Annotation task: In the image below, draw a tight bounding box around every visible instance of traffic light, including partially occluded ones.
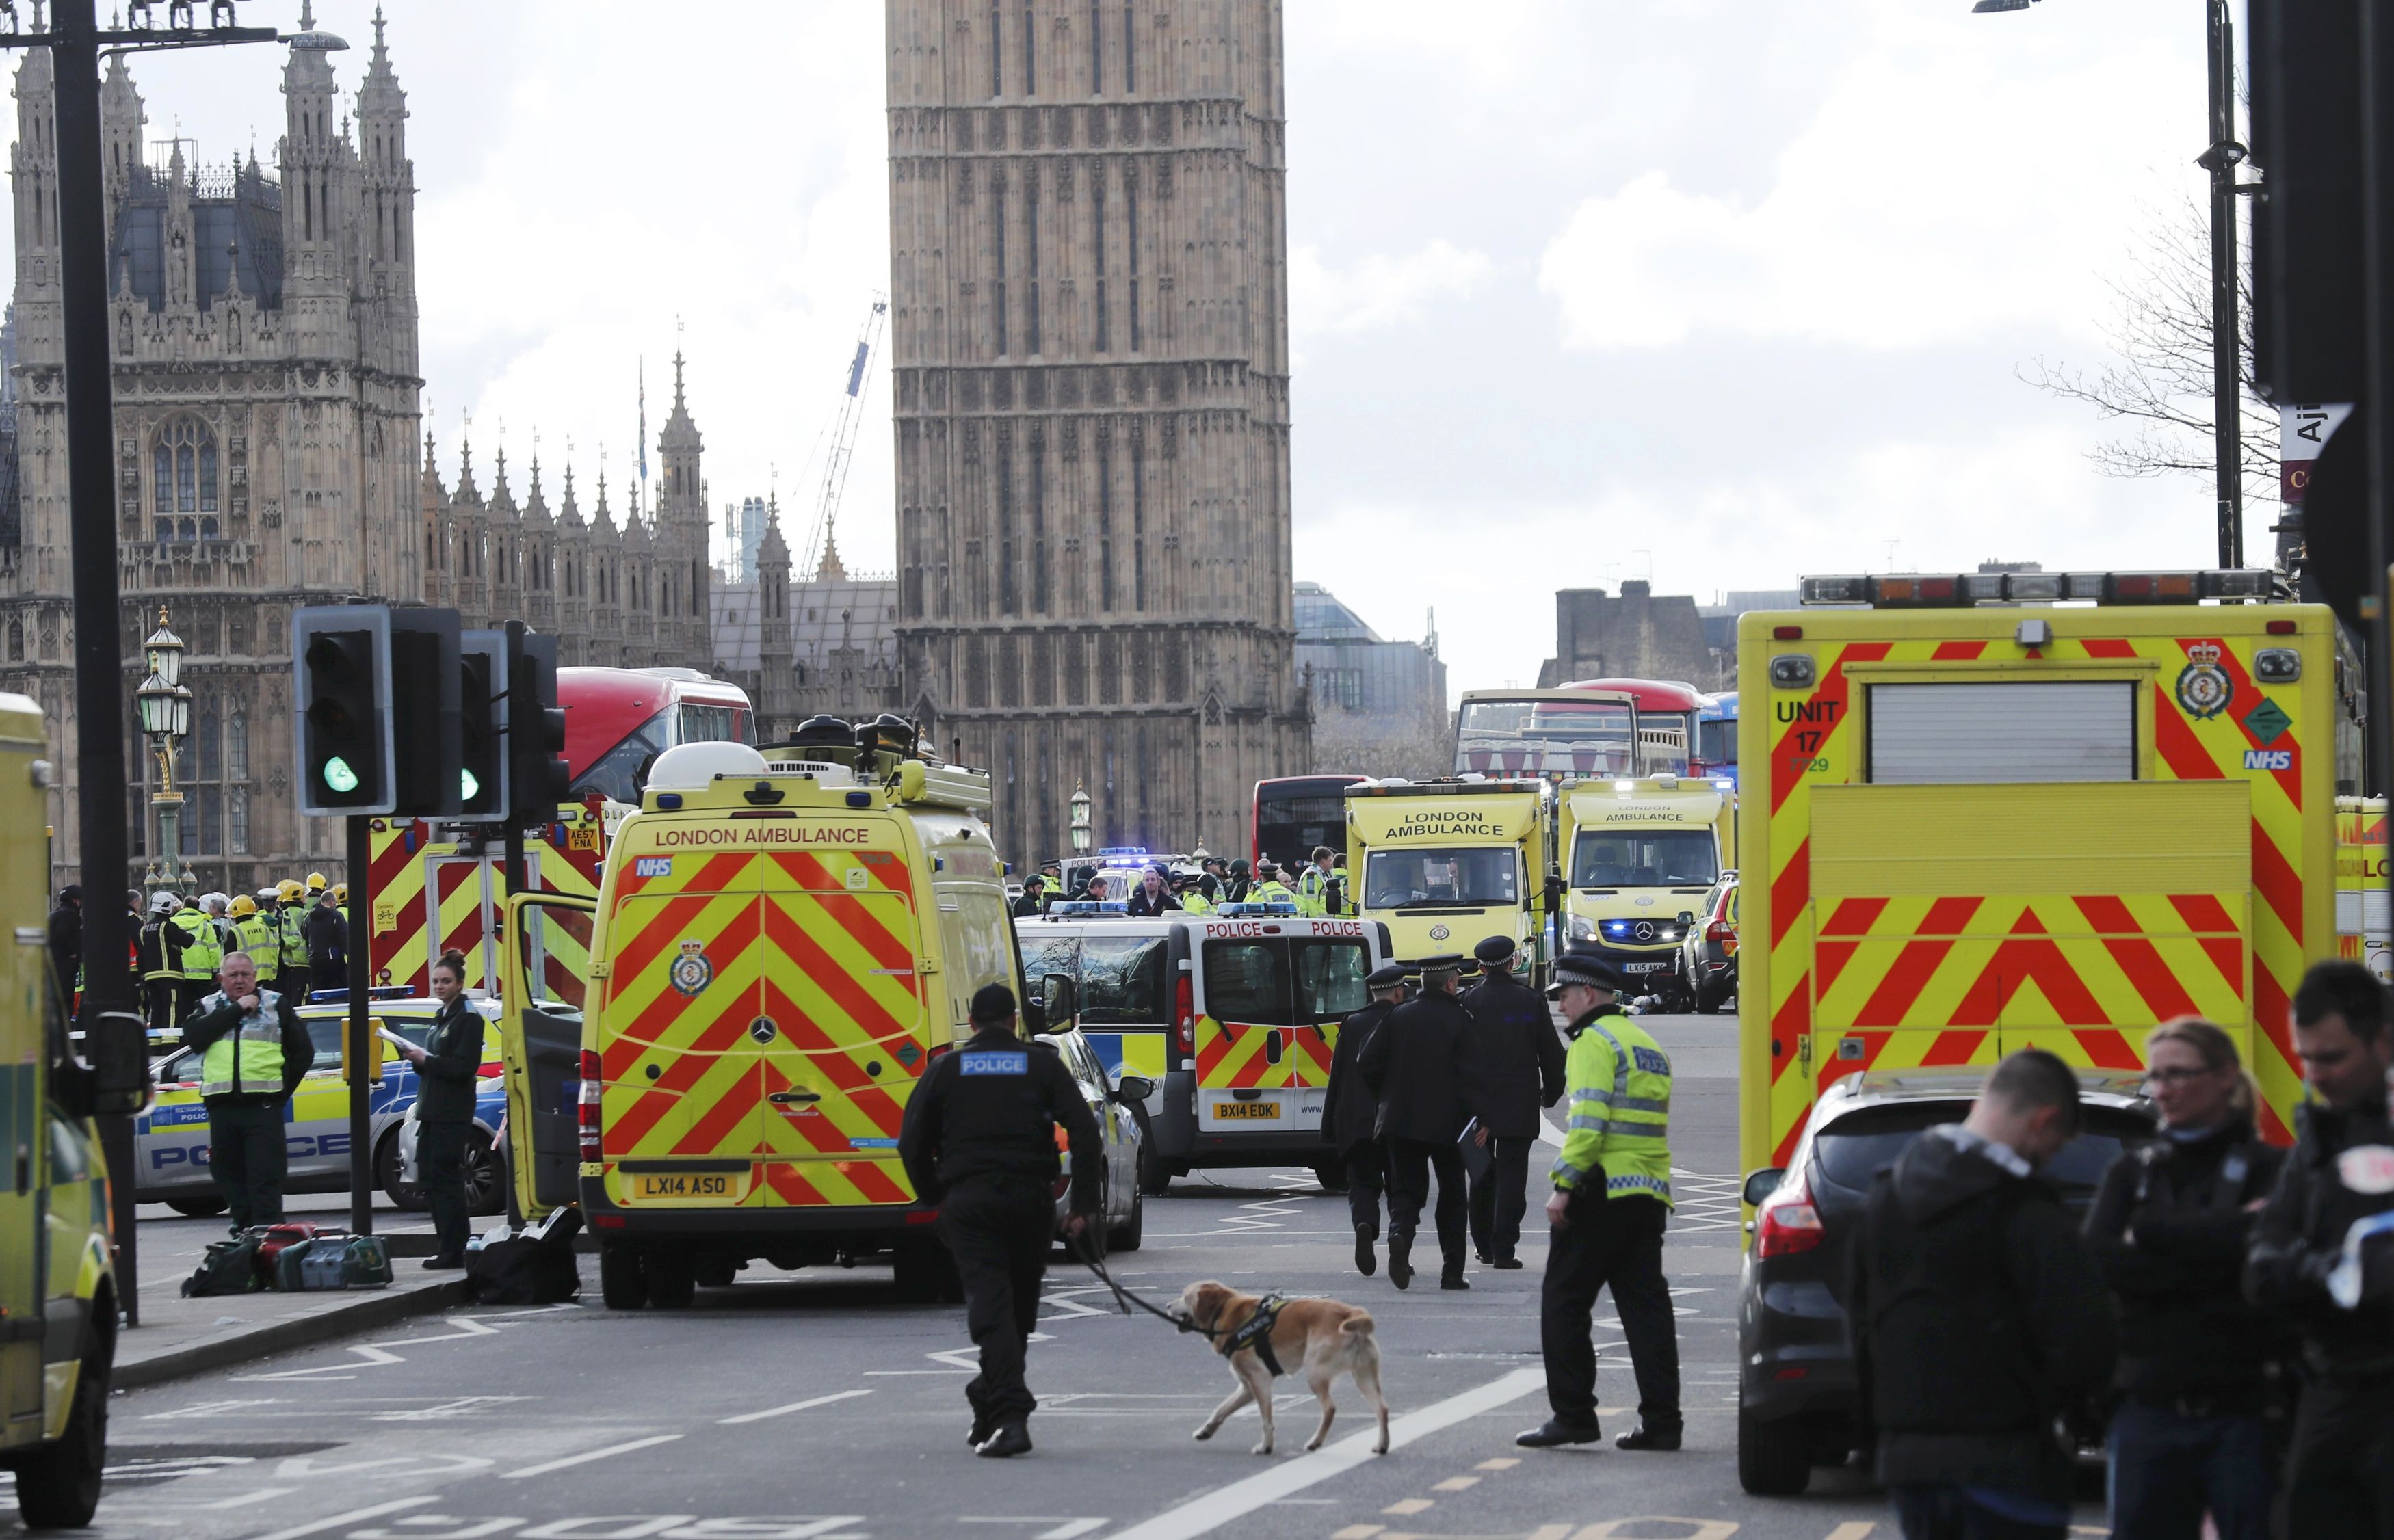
[456,629,507,822]
[387,608,462,819]
[2249,0,2366,404]
[505,624,570,827]
[293,605,393,815]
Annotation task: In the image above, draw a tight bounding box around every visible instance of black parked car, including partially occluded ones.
[1680,872,1738,1014]
[1735,1070,2153,1495]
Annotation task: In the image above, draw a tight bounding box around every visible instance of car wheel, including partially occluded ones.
[1132,1108,1172,1195]
[375,1129,428,1212]
[1737,1397,1815,1496]
[12,1336,109,1528]
[1692,977,1724,1015]
[462,1128,506,1217]
[597,1240,647,1310]
[165,1195,228,1219]
[644,1248,696,1309]
[1107,1187,1144,1253]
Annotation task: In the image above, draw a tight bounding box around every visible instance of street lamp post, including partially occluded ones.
[1069,783,1093,856]
[134,609,191,898]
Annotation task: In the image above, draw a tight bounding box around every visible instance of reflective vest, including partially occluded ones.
[199,989,289,1098]
[232,914,280,981]
[1179,891,1215,914]
[1295,866,1328,916]
[1550,1007,1672,1206]
[170,910,222,982]
[278,907,309,972]
[1248,879,1298,908]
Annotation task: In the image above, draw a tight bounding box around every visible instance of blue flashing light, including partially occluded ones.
[1215,901,1299,916]
[655,793,684,810]
[1051,900,1131,914]
[1097,846,1150,857]
[306,985,417,1005]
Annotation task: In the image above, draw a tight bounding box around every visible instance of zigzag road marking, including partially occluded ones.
[232,1314,502,1381]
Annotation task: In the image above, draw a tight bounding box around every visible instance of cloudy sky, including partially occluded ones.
[3,1,2226,699]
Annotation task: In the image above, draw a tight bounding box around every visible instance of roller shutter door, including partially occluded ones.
[1867,681,2135,784]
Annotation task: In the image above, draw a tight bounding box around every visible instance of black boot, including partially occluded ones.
[1516,1418,1603,1448]
[975,1421,1033,1458]
[1439,1269,1470,1290]
[1353,1224,1377,1277]
[966,1409,995,1447]
[1387,1235,1413,1290]
[1614,1423,1682,1452]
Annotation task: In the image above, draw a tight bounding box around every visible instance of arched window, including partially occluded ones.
[225,706,248,782]
[153,418,218,518]
[4,621,18,662]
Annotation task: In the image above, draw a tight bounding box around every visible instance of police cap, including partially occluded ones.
[969,982,1018,1026]
[1365,964,1409,991]
[1472,935,1516,966]
[1415,953,1466,978]
[1547,948,1626,998]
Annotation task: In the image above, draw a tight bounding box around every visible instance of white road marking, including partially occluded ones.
[956,1520,1109,1539]
[717,1388,876,1424]
[499,1434,685,1480]
[140,1397,282,1420]
[248,1495,439,1540]
[144,1487,298,1510]
[371,1395,530,1421]
[235,1315,502,1381]
[1102,1366,1547,1540]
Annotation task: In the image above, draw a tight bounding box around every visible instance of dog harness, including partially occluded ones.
[1218,1293,1288,1377]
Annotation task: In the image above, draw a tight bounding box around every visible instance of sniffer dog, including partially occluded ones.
[1176,1279,1390,1456]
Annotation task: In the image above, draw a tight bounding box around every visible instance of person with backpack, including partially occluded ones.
[180,951,312,1230]
[1846,1048,2117,1540]
[2085,1018,2288,1540]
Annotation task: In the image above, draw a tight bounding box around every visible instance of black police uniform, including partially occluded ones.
[2245,1085,2394,1536]
[1460,940,1566,1268]
[413,993,488,1265]
[899,1002,1103,1451]
[1319,965,1406,1273]
[1358,959,1472,1288]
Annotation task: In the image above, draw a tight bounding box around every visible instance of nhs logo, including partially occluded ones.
[633,856,672,878]
[2243,749,2293,771]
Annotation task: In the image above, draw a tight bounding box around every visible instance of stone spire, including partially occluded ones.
[453,430,480,505]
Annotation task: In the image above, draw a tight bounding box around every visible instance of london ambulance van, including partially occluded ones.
[1345,777,1553,984]
[507,717,1058,1309]
[2337,795,2389,983]
[1558,775,1731,1011]
[1015,904,1390,1191]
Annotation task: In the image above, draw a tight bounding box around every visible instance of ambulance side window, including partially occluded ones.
[1203,941,1292,1026]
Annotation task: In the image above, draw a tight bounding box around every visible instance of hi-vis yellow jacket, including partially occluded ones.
[1551,1005,1672,1206]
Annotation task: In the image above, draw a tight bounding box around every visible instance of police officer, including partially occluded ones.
[1173,866,1214,914]
[400,950,486,1269]
[1462,935,1566,1271]
[139,892,181,1046]
[898,983,1103,1459]
[1248,859,1299,908]
[169,894,224,1024]
[275,880,312,1000]
[1360,954,1473,1290]
[2246,959,2394,1535]
[1295,847,1334,916]
[1011,874,1050,918]
[180,951,311,1230]
[228,895,279,990]
[1321,964,1407,1276]
[1519,948,1682,1451]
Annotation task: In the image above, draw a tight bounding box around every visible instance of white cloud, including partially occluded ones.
[1291,239,1495,341]
[1536,6,2196,351]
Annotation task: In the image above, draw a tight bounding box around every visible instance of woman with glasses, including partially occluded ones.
[2083,1018,2292,1540]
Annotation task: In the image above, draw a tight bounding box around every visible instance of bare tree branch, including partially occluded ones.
[2021,192,2278,505]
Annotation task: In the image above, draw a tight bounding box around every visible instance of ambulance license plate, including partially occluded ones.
[568,827,601,852]
[632,1173,733,1201]
[1212,1101,1280,1121]
[1623,961,1669,973]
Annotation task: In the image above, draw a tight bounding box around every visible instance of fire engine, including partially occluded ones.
[1739,568,2357,1181]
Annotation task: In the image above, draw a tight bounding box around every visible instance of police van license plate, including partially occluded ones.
[632,1173,733,1201]
[1211,1101,1281,1121]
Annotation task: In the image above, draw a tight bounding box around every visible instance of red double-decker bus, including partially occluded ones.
[1251,774,1365,871]
[561,666,756,805]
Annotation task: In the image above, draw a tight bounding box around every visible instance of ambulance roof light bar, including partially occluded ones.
[1797,569,2274,608]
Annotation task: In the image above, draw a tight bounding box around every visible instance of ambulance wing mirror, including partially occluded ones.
[1037,973,1078,1033]
[1741,1167,1787,1207]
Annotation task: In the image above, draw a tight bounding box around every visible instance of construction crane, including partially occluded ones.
[801,295,889,580]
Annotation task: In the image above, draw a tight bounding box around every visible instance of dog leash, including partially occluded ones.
[1067,1229,1224,1340]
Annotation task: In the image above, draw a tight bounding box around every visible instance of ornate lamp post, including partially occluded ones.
[135,607,192,899]
[1068,782,1092,855]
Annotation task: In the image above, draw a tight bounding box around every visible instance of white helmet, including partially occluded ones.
[148,892,179,915]
[202,892,230,914]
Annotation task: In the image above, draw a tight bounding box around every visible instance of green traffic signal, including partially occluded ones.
[322,756,360,793]
[461,767,480,802]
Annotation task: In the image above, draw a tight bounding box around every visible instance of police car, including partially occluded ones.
[136,992,505,1217]
[392,1067,516,1220]
[1044,1020,1149,1250]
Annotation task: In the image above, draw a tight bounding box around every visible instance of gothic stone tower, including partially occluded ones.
[886,0,1310,868]
[0,11,423,894]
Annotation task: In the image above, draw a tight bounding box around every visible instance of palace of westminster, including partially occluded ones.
[0,3,1369,894]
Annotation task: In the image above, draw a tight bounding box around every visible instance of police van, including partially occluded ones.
[497,716,1114,1308]
[1017,904,1391,1191]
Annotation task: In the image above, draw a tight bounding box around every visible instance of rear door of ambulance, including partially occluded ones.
[594,817,930,1212]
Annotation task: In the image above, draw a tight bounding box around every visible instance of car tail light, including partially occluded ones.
[1753,1176,1825,1258]
[1174,975,1196,1055]
[1706,920,1733,943]
[578,1048,603,1160]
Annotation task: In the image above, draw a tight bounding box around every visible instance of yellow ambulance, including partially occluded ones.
[501,716,1057,1307]
[1558,774,1732,1010]
[1345,777,1553,980]
[2337,795,2389,983]
[1739,569,2352,1182]
[0,693,135,1528]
